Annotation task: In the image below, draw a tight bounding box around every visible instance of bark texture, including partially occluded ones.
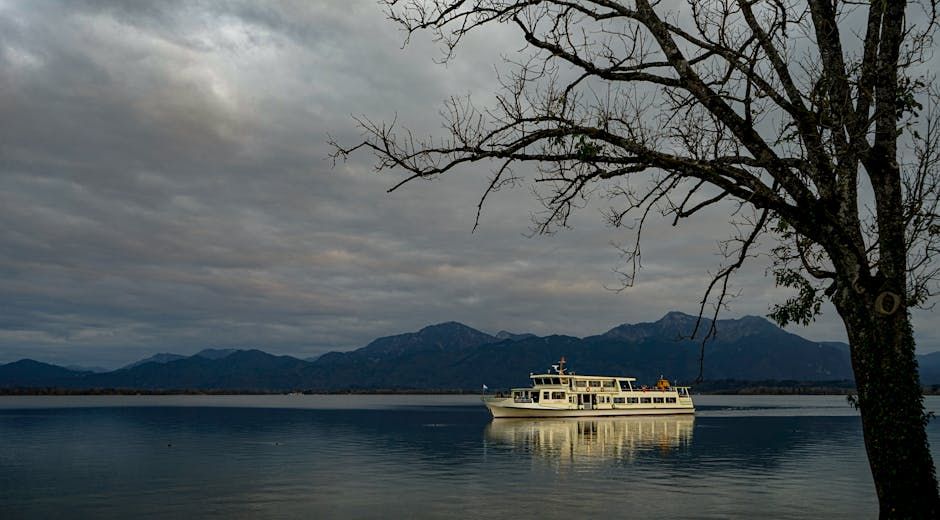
[835,298,938,518]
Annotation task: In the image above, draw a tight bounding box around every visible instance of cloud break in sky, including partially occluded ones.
[1,0,937,367]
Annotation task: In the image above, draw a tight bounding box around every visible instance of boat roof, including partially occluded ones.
[531,373,636,382]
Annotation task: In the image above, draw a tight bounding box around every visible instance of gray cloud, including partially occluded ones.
[1,1,937,367]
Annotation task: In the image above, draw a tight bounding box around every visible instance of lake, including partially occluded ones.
[2,395,938,519]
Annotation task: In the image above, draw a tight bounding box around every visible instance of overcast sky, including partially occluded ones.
[2,0,938,367]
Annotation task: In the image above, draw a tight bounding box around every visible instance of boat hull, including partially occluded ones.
[483,397,694,418]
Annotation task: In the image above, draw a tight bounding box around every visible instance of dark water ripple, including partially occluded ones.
[1,395,938,519]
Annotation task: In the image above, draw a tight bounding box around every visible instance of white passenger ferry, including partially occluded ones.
[482,358,694,418]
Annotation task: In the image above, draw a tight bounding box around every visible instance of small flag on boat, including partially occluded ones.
[482,384,488,391]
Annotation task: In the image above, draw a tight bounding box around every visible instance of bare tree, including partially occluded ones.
[332,1,940,516]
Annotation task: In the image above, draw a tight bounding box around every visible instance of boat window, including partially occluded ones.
[640,397,652,403]
[551,392,565,400]
[627,397,639,404]
[589,381,601,387]
[543,391,551,400]
[560,378,568,385]
[569,397,576,403]
[603,380,615,388]
[666,397,677,403]
[575,380,587,387]
[619,381,631,391]
[551,377,560,385]
[653,397,664,403]
[614,397,625,404]
[532,393,539,402]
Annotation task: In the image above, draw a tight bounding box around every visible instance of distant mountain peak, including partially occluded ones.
[738,314,777,327]
[347,321,496,360]
[121,349,240,370]
[193,348,238,360]
[122,352,186,370]
[0,359,88,387]
[495,330,537,341]
[601,313,692,341]
[417,321,482,335]
[601,311,781,342]
[658,310,698,322]
[6,359,59,369]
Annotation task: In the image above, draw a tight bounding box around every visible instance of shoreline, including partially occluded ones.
[3,386,940,396]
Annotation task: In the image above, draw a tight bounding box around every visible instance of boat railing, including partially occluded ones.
[513,397,533,403]
[576,386,680,392]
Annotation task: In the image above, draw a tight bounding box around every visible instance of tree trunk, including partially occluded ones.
[835,296,940,518]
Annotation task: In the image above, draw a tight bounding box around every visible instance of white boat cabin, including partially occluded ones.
[506,358,692,412]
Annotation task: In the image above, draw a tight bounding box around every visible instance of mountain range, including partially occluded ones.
[3,311,940,391]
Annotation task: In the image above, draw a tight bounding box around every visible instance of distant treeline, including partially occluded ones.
[4,382,940,396]
[0,387,283,396]
[0,387,480,396]
[692,379,858,395]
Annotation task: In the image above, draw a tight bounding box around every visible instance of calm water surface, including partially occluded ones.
[2,395,938,519]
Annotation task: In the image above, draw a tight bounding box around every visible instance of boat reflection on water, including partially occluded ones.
[485,415,694,462]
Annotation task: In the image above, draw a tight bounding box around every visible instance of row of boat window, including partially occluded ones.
[520,391,678,404]
[532,377,624,389]
[606,396,678,404]
[531,379,692,397]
